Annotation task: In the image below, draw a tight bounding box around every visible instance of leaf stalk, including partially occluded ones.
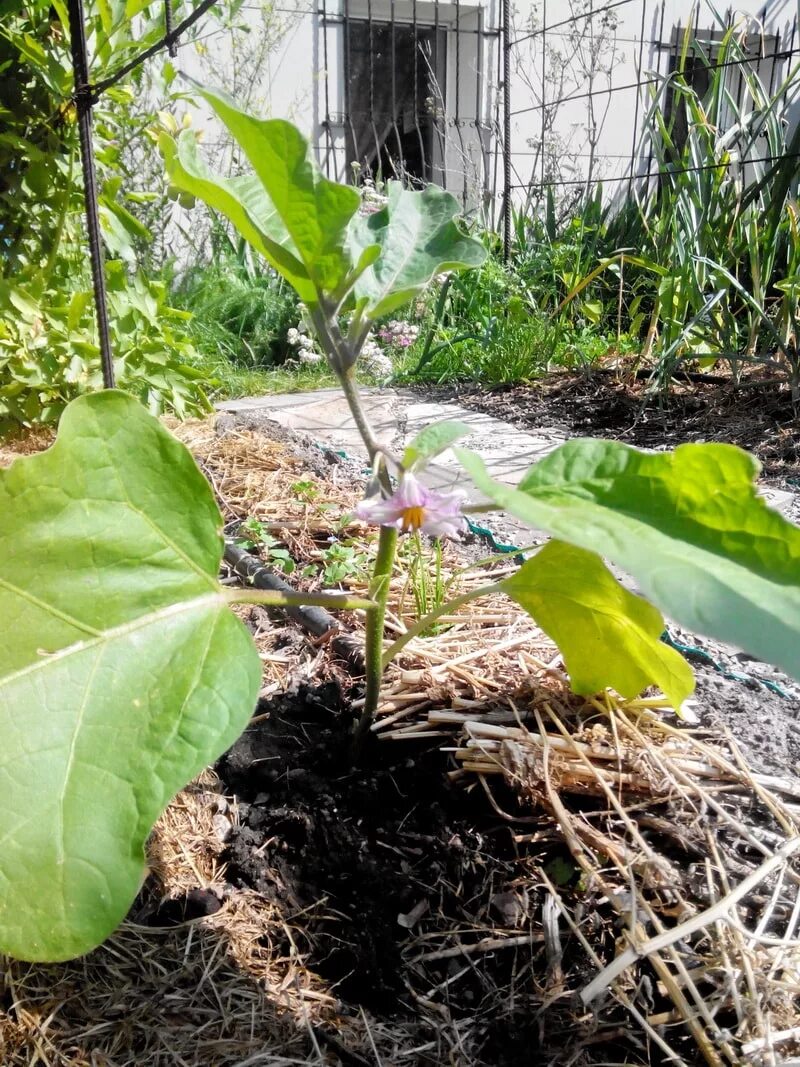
[223,587,374,612]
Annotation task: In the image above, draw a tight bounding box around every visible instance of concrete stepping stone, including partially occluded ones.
[218,388,799,528]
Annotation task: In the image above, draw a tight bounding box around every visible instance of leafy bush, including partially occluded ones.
[399,248,630,384]
[0,0,210,427]
[174,236,300,368]
[0,267,210,432]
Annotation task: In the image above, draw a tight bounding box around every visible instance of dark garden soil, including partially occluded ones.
[211,672,798,1066]
[215,683,557,1063]
[212,682,678,1065]
[419,369,800,485]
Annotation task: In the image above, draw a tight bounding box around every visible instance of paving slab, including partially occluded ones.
[217,388,800,527]
[760,486,798,522]
[218,388,561,495]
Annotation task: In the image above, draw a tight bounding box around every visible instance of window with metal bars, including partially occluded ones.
[344,18,447,183]
[320,0,494,204]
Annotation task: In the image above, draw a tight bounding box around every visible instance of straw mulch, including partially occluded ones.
[2,412,800,1066]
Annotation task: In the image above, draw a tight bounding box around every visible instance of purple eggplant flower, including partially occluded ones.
[356,472,467,538]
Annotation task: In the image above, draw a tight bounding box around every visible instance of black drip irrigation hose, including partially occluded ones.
[661,630,790,699]
[224,540,365,676]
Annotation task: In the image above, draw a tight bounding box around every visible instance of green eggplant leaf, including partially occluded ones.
[349,183,487,318]
[457,440,800,682]
[0,391,262,962]
[160,131,314,300]
[402,419,472,470]
[501,541,694,710]
[194,85,361,296]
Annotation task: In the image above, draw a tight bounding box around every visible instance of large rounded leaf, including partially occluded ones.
[458,439,800,681]
[349,183,488,318]
[0,392,261,962]
[501,540,694,710]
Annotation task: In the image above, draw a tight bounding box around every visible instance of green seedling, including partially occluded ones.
[236,519,296,575]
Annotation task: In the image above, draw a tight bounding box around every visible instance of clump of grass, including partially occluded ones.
[169,236,337,399]
[175,261,299,369]
[188,347,334,401]
[394,297,629,385]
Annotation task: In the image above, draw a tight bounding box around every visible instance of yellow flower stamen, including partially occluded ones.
[400,506,426,531]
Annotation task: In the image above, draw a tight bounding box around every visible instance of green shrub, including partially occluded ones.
[175,253,300,368]
[0,267,210,432]
[0,0,211,429]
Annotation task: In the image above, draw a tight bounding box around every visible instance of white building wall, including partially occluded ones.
[180,0,798,216]
[507,0,798,206]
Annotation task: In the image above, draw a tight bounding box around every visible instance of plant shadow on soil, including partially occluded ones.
[199,676,762,1066]
[210,680,575,1064]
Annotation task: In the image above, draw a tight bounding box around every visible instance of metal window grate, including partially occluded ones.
[318,0,500,207]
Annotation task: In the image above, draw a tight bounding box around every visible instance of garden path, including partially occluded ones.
[218,387,558,495]
[217,386,798,520]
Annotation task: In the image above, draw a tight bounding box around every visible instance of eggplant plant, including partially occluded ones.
[2,85,800,964]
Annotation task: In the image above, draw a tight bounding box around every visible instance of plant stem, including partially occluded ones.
[305,299,402,750]
[354,523,399,749]
[381,581,504,669]
[337,364,383,466]
[223,587,374,612]
[308,303,386,474]
[412,274,452,375]
[463,502,503,515]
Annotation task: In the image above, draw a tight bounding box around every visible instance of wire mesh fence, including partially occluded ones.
[503,1,800,250]
[512,5,796,177]
[60,0,800,355]
[304,0,800,258]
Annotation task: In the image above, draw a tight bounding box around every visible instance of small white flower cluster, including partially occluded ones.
[359,177,388,216]
[377,319,420,349]
[286,326,322,364]
[360,334,393,378]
